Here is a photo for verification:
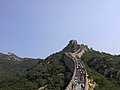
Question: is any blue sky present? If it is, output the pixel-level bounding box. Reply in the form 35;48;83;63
0;0;120;58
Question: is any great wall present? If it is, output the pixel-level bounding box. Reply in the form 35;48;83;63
38;40;89;90
63;40;88;90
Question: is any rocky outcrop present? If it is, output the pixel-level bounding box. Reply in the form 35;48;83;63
69;40;78;52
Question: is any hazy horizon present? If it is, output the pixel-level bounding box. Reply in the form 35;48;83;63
1;0;120;58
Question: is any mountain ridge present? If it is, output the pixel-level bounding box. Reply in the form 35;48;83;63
0;40;120;90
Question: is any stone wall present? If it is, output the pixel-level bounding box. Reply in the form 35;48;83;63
63;49;88;90
64;53;75;73
63;53;76;90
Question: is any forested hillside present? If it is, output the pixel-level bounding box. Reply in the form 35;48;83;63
81;49;120;90
0;53;42;90
0;40;77;90
1;40;120;90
